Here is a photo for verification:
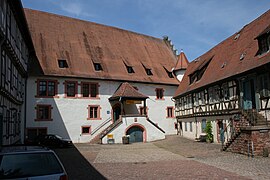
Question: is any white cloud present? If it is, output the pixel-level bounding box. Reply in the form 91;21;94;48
58;1;95;17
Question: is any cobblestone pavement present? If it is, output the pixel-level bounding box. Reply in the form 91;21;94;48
54;136;270;180
154;135;270;180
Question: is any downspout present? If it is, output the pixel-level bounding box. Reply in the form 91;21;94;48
0;37;5;146
23;74;27;144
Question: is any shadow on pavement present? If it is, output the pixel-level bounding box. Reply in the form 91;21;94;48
53;146;107;180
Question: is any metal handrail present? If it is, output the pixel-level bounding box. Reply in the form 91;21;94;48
91;117;112;135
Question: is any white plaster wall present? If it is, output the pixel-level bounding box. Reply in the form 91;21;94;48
26;76;177;143
174;70;185;82
180;115;233;143
101;116;165;144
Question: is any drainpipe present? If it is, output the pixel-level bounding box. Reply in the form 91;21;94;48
23;67;28;144
251;141;254;158
0;37;4;146
195;116;198;138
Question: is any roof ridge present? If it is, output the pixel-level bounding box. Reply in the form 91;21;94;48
190;9;270;63
24;8;164;42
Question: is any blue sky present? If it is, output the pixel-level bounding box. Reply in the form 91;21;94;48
22;0;270;61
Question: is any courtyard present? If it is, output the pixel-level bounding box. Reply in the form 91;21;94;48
54;135;270;180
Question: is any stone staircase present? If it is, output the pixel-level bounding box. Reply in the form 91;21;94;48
222;110;268;151
242;110;268;126
90;118;123;144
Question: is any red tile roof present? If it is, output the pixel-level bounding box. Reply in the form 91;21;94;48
174;9;270;98
173;51;189;71
24;9;179;86
110;82;148;100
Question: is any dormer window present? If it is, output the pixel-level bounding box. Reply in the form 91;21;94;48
146;68;153;76
163;67;174;78
256;25;270;55
58;59;68;68
258;36;270;55
141;63;153;76
93;63;103;71
123;61;134;74
126;66;134;73
189;57;212;84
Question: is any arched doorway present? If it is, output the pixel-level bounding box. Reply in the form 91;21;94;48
126;126;144;143
112;104;121;123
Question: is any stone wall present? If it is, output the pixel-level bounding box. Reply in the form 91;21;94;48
227;127;270;156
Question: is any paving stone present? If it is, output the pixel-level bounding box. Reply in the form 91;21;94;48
54;135;270;179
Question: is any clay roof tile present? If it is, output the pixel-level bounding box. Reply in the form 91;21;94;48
174;9;270;98
110;82;148;100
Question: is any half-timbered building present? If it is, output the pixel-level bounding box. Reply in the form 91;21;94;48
24;9;186;144
0;0;34;145
174;10;270;156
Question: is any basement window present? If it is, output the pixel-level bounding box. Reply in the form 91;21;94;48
58;59;68;68
93;63;103;71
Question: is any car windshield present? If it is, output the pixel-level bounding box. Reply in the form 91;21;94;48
0;152;63;179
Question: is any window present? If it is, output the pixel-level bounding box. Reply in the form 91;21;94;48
184;122;187;131
139;106;148;115
81;82;98;98
190;122;192;132
37;80;57;97
189;58;212;84
201;119;206;133
126;66;134;73
65;81;77;97
222;83;230;100
36;105;52;121
167;107;174;118
167;72;174;78
145;68;153;76
258;36;269;55
81;126;91;134
163;67;174;78
156;88;164;100
26;128;47;141
208;86;220;103
58;59;68;68
93;63;103;71
258;73;270;97
88;105;101;120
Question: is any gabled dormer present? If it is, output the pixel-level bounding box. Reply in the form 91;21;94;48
256;24;270;55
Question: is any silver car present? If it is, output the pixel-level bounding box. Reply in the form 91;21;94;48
0;146;68;180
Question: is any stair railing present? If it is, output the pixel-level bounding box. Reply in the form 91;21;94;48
91;117;112;135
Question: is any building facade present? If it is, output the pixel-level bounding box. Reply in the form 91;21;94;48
24;9;182;143
0;0;34;146
174;10;270;156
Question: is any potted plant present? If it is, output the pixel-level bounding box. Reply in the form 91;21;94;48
205;120;213;143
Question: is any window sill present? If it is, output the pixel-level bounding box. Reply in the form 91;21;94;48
81;133;91;135
155;98;165;101
35;119;53;121
87;118;102;120
79;97;100;99
35;95;59;98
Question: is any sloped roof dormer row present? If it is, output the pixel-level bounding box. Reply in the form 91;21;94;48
174;9;270;98
24;9;187;86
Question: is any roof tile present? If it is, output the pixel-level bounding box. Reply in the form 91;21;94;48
174;9;270;97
